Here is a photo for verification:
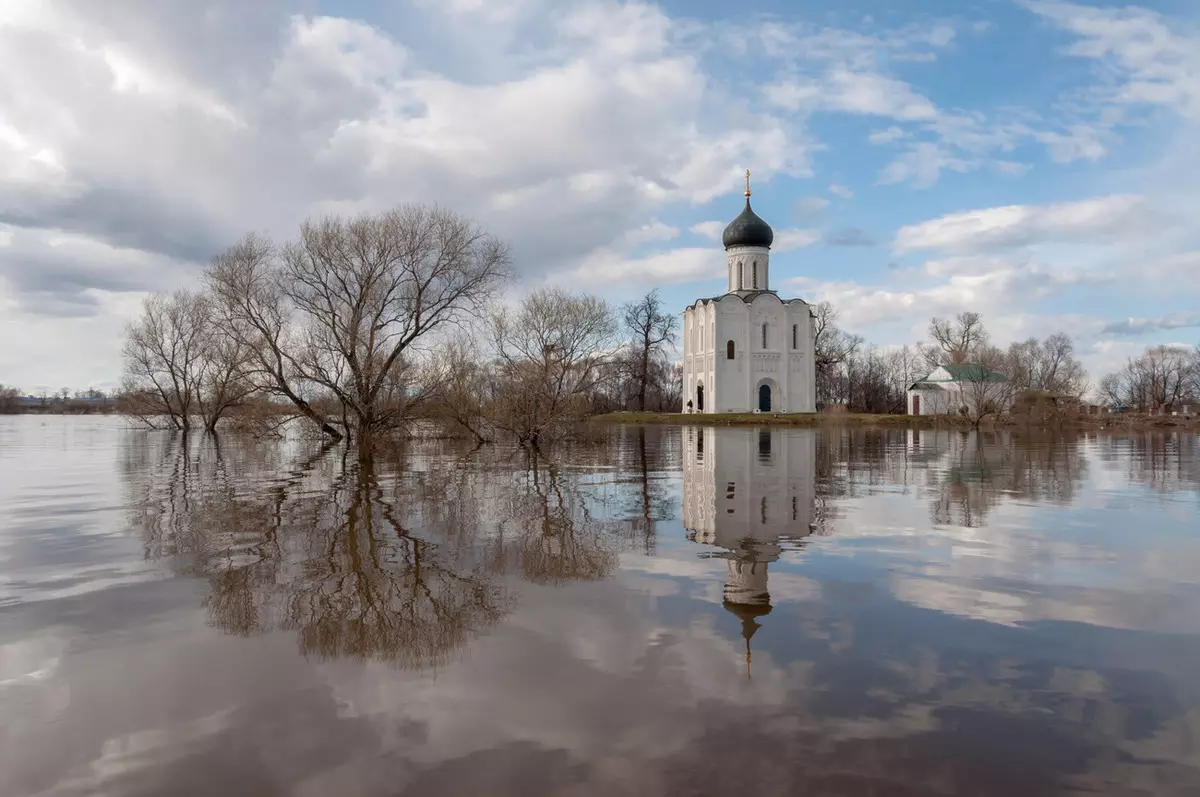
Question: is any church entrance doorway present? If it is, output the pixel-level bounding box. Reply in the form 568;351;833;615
758;383;772;412
696;384;705;412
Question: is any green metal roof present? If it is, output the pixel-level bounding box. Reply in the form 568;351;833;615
933;363;1007;382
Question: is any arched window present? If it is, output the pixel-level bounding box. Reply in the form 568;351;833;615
761;323;768;349
752;261;758;289
726;340;735;360
792;323;798;350
737;261;743;288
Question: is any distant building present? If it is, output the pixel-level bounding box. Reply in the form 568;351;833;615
681;171;816;414
907;364;1008;416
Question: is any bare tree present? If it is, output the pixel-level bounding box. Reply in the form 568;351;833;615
812;301;862;405
490;288;618;446
1099;345;1197;411
121;290;255;432
207;205;510;444
0;383;21;414
958;346;1015;427
1006;333;1088;398
620;289;679;412
923;311;989;367
121;291;209;431
433;337;494;443
887;345;924;410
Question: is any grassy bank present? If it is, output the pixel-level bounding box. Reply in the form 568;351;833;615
590;410;1200;432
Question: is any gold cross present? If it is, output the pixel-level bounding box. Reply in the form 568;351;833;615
744;169;751;197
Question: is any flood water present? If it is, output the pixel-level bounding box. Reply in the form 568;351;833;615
2;416;1200;796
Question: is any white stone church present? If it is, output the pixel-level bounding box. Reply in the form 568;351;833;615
682;173;816;414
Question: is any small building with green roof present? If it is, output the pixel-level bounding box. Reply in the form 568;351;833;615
907;363;1008;416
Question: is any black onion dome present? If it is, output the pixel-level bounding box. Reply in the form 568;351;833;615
721;199;774;249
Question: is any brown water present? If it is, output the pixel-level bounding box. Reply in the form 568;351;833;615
2;416;1200;796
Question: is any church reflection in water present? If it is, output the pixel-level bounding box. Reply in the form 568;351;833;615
682;427;817;676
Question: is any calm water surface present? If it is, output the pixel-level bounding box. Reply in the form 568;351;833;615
2;416;1200;796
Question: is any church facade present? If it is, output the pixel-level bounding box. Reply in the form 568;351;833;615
682;173;816;414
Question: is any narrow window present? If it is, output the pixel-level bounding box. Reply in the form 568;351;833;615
752;261;758;289
737;261;743;288
792;323;797;350
761;323;768;349
726;340;735;360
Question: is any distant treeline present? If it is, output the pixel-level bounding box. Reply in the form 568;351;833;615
0;387;118;415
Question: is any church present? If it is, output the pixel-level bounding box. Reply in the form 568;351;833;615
682;172;816;414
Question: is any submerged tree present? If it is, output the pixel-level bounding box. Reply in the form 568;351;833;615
489;287;618;447
206;205;511;444
121;289;254;432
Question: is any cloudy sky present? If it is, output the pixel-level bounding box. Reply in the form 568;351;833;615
1;0;1198;392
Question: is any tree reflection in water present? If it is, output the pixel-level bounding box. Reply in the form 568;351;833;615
122;431;674;671
816;428;1091;529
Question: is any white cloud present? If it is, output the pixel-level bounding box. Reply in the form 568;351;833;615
1022;0;1200;120
764;70;938;121
689;221;724;240
790;259;1107;332
892;195;1167;254
773;228;822;252
879;142;976;189
558;247;725;289
794;196;830;217
623;221;680;246
1101;312;1200;336
829;183;854;199
564;223;819;290
867;126;906;144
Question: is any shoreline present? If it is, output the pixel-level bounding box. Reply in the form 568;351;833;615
589;411;1200;432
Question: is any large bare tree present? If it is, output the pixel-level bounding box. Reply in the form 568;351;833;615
489;287;618;446
206;205;510;443
620;289;679;412
923;311;989;367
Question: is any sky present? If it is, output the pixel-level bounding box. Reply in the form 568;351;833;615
1;0;1198;393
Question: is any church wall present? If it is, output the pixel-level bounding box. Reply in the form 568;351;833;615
686;296;817;414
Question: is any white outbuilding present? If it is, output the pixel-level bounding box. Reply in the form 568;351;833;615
681;172;816;414
906;363;1009;416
